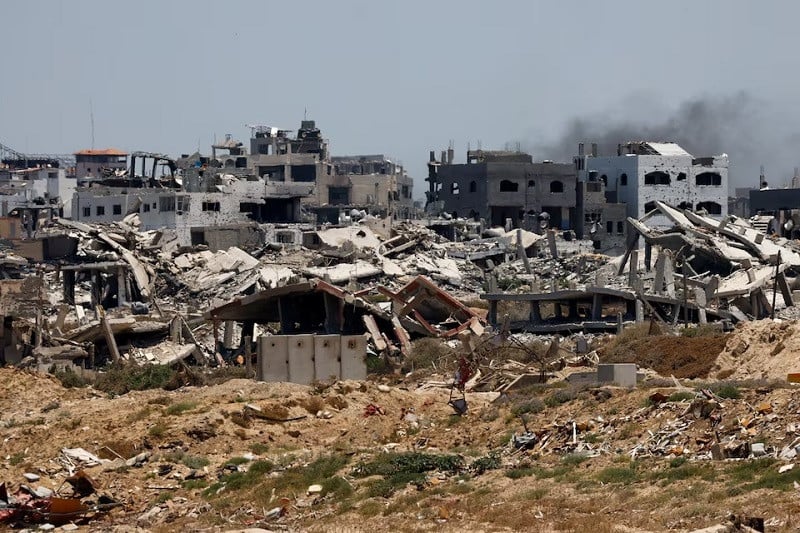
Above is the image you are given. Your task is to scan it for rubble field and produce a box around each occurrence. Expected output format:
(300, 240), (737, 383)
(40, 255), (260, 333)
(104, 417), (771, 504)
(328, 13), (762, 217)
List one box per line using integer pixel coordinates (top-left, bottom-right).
(2, 362), (800, 532)
(5, 204), (800, 531)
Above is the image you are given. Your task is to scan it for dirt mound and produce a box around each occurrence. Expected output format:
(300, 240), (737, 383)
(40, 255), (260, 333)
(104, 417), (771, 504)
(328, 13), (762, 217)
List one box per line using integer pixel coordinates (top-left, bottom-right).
(714, 320), (800, 380)
(600, 328), (729, 378)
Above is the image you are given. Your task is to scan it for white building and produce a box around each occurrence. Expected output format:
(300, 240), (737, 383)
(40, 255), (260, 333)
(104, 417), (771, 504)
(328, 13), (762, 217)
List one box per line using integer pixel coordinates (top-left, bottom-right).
(0, 167), (76, 218)
(575, 141), (728, 227)
(72, 176), (313, 248)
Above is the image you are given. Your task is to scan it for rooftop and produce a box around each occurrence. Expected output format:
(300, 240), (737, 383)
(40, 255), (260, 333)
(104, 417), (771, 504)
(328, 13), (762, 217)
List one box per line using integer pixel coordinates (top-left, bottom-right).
(74, 148), (128, 157)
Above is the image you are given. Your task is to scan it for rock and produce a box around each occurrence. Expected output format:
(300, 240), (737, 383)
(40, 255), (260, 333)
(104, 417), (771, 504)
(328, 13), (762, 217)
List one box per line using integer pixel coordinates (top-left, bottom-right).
(126, 451), (150, 467)
(377, 384), (391, 392)
(307, 484), (323, 494)
(32, 486), (53, 498)
(751, 443), (766, 456)
(779, 463), (795, 474)
(38, 524), (55, 531)
(316, 410), (333, 419)
(22, 473), (40, 482)
(60, 525), (79, 532)
(756, 402), (773, 414)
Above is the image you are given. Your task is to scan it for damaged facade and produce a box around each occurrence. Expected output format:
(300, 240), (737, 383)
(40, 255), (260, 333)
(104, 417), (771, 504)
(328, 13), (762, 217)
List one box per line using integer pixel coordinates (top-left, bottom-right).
(426, 148), (577, 229)
(575, 141), (729, 225)
(315, 154), (414, 220)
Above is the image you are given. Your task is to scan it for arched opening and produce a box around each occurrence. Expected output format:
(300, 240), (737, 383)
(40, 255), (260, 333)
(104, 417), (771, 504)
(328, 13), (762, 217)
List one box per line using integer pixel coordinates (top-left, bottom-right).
(620, 173), (628, 186)
(678, 201), (693, 210)
(469, 180), (477, 193)
(677, 172), (687, 181)
(550, 180), (564, 193)
(696, 172), (722, 186)
(644, 171), (670, 185)
(600, 174), (608, 186)
(500, 180), (519, 192)
(696, 201), (722, 215)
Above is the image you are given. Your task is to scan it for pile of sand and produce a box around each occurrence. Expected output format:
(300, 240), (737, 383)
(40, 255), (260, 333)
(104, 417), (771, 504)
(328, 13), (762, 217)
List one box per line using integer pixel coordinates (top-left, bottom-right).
(713, 320), (800, 380)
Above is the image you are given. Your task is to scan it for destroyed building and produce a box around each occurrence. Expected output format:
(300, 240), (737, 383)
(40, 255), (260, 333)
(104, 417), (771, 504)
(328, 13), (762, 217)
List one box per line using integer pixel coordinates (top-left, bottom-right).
(74, 148), (128, 180)
(426, 148), (577, 229)
(575, 141), (729, 225)
(574, 172), (628, 252)
(314, 154), (414, 219)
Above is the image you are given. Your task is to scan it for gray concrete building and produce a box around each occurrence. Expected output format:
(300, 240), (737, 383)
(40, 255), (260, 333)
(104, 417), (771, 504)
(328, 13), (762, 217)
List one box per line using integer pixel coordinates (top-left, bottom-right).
(426, 148), (577, 229)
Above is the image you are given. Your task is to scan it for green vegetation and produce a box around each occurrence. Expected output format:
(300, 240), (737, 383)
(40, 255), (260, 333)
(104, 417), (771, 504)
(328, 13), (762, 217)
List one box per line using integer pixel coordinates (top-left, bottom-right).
(596, 465), (638, 484)
(353, 452), (463, 498)
(471, 452), (501, 475)
(49, 364), (88, 388)
(667, 392), (696, 402)
(165, 401), (198, 416)
(94, 364), (176, 396)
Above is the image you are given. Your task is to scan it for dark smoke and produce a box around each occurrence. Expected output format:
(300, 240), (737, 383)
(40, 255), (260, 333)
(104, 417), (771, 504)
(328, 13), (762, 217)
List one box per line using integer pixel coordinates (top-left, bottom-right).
(526, 92), (799, 189)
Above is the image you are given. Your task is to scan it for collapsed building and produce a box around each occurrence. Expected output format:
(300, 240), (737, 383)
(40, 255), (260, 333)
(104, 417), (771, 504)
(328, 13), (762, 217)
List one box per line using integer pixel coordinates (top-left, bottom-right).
(426, 148), (577, 229)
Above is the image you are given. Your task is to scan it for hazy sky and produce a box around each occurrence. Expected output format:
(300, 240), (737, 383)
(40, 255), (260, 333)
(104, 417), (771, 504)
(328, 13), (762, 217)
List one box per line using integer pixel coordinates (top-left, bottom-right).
(2, 0), (799, 196)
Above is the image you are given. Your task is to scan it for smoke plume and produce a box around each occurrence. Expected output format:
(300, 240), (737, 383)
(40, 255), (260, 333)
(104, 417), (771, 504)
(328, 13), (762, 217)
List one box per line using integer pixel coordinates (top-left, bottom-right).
(526, 92), (799, 190)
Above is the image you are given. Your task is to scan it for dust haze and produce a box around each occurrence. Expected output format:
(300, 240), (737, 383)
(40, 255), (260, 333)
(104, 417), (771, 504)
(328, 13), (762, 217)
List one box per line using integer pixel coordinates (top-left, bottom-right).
(524, 92), (800, 190)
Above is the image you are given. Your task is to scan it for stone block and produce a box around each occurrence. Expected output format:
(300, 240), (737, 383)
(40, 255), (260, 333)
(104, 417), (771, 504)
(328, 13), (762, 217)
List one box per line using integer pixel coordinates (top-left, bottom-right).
(314, 335), (341, 382)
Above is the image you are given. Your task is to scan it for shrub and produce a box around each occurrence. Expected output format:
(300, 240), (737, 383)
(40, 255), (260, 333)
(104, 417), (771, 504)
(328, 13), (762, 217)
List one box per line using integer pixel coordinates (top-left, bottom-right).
(471, 452), (501, 475)
(49, 364), (88, 388)
(596, 466), (637, 484)
(94, 364), (175, 396)
(165, 401), (198, 416)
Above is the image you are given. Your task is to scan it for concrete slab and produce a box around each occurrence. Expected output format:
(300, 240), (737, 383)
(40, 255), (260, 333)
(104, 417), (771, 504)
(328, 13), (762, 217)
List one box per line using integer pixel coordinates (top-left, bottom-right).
(341, 335), (367, 380)
(597, 363), (637, 387)
(314, 335), (341, 382)
(287, 334), (315, 384)
(258, 336), (289, 382)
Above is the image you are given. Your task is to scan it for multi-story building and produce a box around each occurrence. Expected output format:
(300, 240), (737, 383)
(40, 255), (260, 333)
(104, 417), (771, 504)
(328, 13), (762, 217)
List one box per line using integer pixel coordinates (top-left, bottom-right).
(74, 148), (128, 179)
(574, 141), (728, 226)
(315, 154), (414, 217)
(426, 148), (577, 229)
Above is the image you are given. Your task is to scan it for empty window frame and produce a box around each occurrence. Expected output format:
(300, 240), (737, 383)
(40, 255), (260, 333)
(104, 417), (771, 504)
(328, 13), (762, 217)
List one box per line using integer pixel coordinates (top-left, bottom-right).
(644, 171), (671, 185)
(695, 172), (722, 186)
(499, 179), (519, 192)
(550, 180), (564, 193)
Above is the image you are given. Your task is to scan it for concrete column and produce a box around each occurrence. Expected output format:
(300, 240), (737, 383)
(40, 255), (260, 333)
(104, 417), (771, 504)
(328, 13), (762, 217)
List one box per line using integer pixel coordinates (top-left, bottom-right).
(63, 271), (76, 305)
(223, 320), (236, 349)
(644, 243), (652, 272)
(591, 294), (602, 320)
(117, 267), (127, 306)
(694, 287), (707, 324)
(635, 300), (644, 323)
(628, 250), (639, 287)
